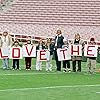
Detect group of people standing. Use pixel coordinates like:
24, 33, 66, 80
0, 31, 97, 74
54, 30, 97, 74
54, 30, 82, 72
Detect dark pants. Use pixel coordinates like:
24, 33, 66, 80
54, 50, 61, 71
63, 60, 70, 69
13, 59, 19, 69
25, 57, 32, 69
72, 60, 81, 72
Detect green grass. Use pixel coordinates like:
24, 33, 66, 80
0, 59, 100, 100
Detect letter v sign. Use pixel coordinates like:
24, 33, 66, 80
25, 46, 34, 56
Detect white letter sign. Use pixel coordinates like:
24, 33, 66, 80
37, 50, 50, 61
9, 47, 22, 59
57, 48, 71, 61
23, 45, 36, 57
71, 45, 82, 56
0, 47, 9, 59
84, 45, 98, 57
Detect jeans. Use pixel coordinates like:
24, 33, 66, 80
2, 58, 9, 69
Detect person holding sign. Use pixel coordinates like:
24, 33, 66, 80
49, 39, 55, 70
0, 32, 12, 69
72, 33, 82, 72
62, 38, 71, 72
12, 41, 20, 70
24, 39, 33, 70
86, 38, 97, 74
45, 38, 54, 71
54, 30, 64, 71
36, 39, 45, 71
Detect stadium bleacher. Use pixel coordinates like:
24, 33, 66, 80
0, 0, 100, 40
0, 0, 5, 4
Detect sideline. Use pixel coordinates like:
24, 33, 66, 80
0, 84, 100, 92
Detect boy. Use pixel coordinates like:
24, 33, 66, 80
87, 38, 97, 74
24, 39, 32, 70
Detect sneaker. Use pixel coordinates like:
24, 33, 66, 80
68, 70, 71, 73
27, 69, 31, 71
3, 67, 8, 70
77, 69, 81, 72
88, 71, 93, 74
63, 69, 67, 72
46, 69, 48, 71
68, 69, 71, 73
49, 69, 52, 71
39, 69, 42, 71
12, 68, 15, 70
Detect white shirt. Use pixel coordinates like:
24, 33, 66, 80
1, 36, 9, 48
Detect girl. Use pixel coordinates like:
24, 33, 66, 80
72, 33, 82, 72
45, 38, 54, 71
12, 41, 20, 70
36, 39, 45, 71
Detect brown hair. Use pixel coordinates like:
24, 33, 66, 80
12, 40, 19, 46
90, 38, 95, 42
56, 30, 62, 35
3, 31, 8, 36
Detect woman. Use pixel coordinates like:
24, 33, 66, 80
54, 30, 64, 71
12, 40, 20, 70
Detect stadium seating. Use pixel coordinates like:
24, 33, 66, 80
0, 0, 100, 40
0, 0, 5, 4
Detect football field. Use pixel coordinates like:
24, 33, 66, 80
0, 59, 100, 100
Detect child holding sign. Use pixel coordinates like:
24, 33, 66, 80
36, 39, 45, 71
72, 33, 82, 72
87, 38, 97, 74
62, 38, 71, 72
45, 38, 54, 71
12, 41, 20, 70
24, 39, 33, 70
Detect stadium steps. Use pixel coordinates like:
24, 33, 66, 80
0, 0, 100, 26
0, 0, 100, 40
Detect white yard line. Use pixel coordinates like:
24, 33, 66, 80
0, 72, 63, 76
0, 72, 99, 76
96, 92, 100, 94
0, 84, 100, 92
